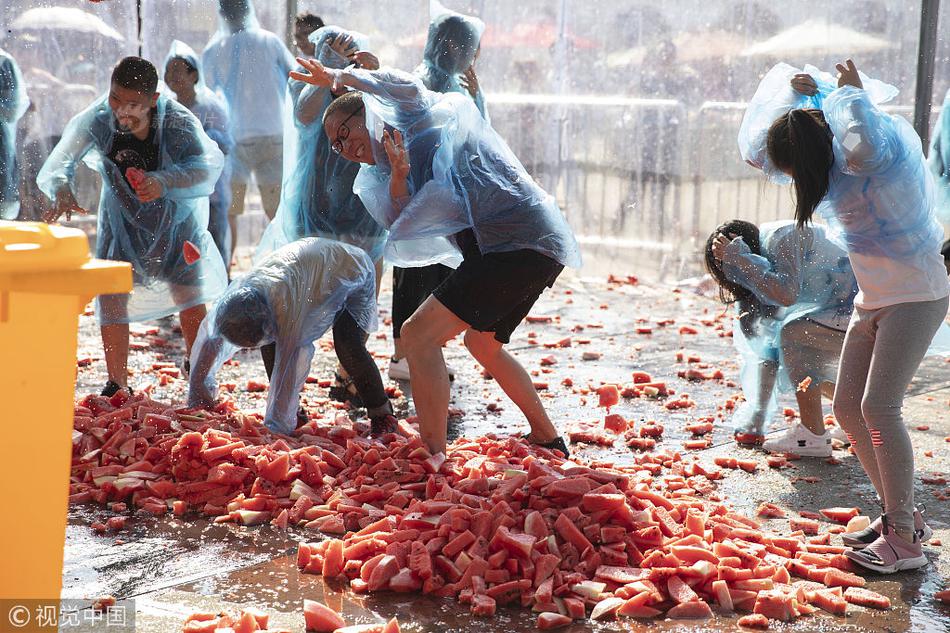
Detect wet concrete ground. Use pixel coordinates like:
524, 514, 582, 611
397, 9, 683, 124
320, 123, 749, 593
67, 269, 950, 632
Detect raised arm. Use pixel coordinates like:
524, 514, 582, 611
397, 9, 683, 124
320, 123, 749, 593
715, 229, 803, 308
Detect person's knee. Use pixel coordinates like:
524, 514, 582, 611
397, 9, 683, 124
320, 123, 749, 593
831, 393, 860, 427
464, 329, 501, 360
400, 314, 432, 352
860, 393, 898, 427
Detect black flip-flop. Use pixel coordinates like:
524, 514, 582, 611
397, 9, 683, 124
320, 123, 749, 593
522, 433, 571, 459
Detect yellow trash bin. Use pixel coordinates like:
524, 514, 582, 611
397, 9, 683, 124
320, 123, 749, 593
0, 221, 131, 601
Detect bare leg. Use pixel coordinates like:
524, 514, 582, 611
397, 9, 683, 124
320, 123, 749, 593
258, 184, 281, 221
102, 323, 130, 387
178, 304, 206, 355
400, 296, 468, 454
795, 383, 827, 436
228, 181, 247, 262
464, 329, 558, 442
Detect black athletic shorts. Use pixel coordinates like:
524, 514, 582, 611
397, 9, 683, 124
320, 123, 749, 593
433, 229, 563, 344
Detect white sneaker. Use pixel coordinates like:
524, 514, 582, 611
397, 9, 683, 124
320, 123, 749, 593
762, 422, 833, 457
388, 357, 456, 381
826, 424, 849, 443
388, 357, 411, 381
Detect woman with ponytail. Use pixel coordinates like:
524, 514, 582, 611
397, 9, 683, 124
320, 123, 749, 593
739, 59, 949, 574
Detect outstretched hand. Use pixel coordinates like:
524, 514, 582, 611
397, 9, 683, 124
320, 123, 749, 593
352, 51, 380, 71
382, 129, 409, 179
43, 187, 86, 223
790, 73, 818, 96
836, 59, 863, 90
290, 57, 334, 87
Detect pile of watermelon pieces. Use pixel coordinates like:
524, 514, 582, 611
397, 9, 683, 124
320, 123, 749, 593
70, 388, 937, 631
181, 605, 401, 633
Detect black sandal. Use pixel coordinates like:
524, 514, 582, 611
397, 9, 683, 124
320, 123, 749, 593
328, 372, 364, 408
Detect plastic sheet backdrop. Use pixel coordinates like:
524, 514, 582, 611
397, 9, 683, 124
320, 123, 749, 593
256, 26, 386, 262
188, 237, 378, 434
163, 39, 234, 267
0, 48, 29, 219
343, 68, 581, 270
739, 63, 945, 264
36, 93, 228, 325
724, 221, 856, 433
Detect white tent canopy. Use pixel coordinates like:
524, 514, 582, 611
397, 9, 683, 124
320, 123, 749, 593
741, 18, 892, 57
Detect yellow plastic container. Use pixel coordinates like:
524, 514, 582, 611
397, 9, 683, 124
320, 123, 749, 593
0, 221, 131, 600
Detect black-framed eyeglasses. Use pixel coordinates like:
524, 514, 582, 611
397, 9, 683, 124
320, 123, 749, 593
331, 104, 365, 155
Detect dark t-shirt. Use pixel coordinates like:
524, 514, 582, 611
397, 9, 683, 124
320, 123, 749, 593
108, 110, 160, 186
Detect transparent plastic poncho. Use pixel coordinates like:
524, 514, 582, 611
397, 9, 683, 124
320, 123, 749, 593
164, 40, 234, 265
344, 68, 581, 269
738, 63, 944, 262
929, 88, 950, 223
256, 26, 386, 262
0, 48, 29, 219
188, 237, 378, 434
414, 0, 488, 120
725, 221, 857, 433
37, 93, 228, 325
201, 1, 294, 147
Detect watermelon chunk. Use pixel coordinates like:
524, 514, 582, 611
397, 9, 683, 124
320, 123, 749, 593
536, 612, 572, 629
737, 613, 769, 629
183, 240, 201, 265
843, 587, 890, 609
819, 507, 860, 523
303, 600, 345, 632
665, 601, 713, 619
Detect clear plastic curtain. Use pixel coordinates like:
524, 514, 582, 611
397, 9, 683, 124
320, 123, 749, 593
1, 0, 137, 219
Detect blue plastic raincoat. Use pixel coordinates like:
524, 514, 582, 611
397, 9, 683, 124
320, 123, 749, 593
722, 221, 857, 433
164, 40, 234, 267
188, 237, 378, 434
340, 68, 581, 269
414, 0, 488, 119
738, 63, 944, 264
928, 88, 950, 223
201, 1, 294, 180
256, 26, 386, 261
37, 93, 227, 325
0, 49, 29, 219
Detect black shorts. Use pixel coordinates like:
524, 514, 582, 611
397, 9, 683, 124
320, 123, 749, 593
433, 230, 563, 344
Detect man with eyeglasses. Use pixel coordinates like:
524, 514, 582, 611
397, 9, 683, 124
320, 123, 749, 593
291, 59, 581, 459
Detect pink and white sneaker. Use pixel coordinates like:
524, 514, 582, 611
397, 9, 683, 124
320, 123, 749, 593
845, 517, 928, 573
842, 508, 933, 550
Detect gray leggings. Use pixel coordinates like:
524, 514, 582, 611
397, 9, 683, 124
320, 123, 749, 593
832, 296, 949, 534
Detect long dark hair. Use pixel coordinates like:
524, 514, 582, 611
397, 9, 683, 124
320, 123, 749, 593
704, 219, 765, 336
767, 109, 834, 227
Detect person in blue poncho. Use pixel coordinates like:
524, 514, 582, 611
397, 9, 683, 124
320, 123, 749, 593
164, 40, 234, 272
255, 25, 387, 407
740, 59, 949, 573
0, 48, 28, 220
929, 87, 950, 223
188, 237, 393, 436
256, 26, 385, 262
290, 58, 581, 458
202, 0, 294, 259
388, 0, 488, 382
38, 57, 227, 397
705, 219, 856, 457
292, 13, 325, 57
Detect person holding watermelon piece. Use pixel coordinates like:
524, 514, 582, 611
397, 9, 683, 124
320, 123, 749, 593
289, 58, 580, 457
38, 56, 228, 396
187, 237, 394, 436
705, 219, 857, 456
740, 59, 949, 573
